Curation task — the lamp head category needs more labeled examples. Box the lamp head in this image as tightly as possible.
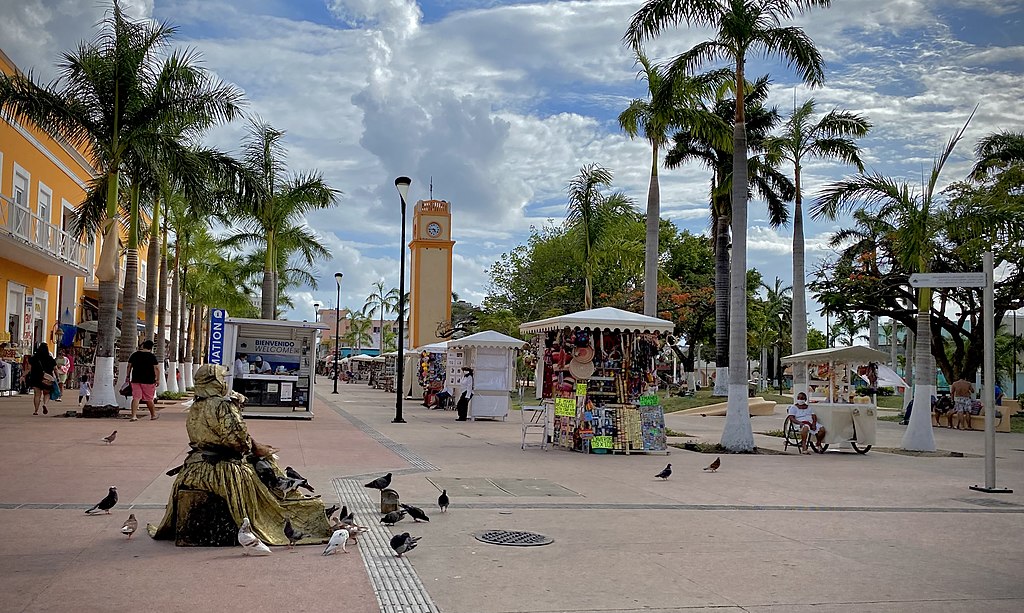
[335,272,343,285]
[395,176,412,201]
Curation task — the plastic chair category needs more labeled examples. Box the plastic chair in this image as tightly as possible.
[521,403,550,450]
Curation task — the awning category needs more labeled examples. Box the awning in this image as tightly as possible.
[448,330,527,350]
[416,341,450,353]
[782,346,889,364]
[78,320,121,334]
[520,306,674,335]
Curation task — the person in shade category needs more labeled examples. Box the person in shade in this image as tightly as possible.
[455,367,474,421]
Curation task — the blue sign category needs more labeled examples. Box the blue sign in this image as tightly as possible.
[207,309,227,365]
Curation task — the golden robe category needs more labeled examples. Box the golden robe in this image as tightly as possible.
[149,368,331,546]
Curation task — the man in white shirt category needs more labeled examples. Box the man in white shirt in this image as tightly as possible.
[254,356,272,374]
[787,392,826,454]
[233,353,249,377]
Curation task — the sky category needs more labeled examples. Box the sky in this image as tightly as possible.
[2,0,1021,330]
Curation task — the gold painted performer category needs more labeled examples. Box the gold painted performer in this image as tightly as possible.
[149,364,331,545]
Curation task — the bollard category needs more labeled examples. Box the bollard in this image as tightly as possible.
[380,488,400,513]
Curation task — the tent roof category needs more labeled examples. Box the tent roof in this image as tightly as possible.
[448,330,527,350]
[520,306,674,334]
[782,345,889,364]
[416,341,450,353]
[349,354,376,362]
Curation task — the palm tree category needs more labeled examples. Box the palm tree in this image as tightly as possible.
[364,282,400,354]
[665,77,794,397]
[618,50,728,316]
[228,118,340,319]
[970,131,1024,180]
[764,98,869,395]
[564,163,639,309]
[813,114,974,451]
[342,311,373,351]
[626,0,830,451]
[0,2,244,407]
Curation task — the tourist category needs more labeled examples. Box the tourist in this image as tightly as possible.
[126,340,160,421]
[950,376,974,430]
[455,367,474,422]
[786,392,826,454]
[21,343,57,415]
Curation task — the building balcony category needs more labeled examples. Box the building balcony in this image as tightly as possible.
[0,193,89,277]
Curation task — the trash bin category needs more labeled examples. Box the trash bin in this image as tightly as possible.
[380,488,400,513]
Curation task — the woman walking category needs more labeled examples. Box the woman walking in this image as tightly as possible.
[21,343,57,415]
[55,348,71,401]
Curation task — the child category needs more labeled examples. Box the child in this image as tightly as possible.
[78,373,91,406]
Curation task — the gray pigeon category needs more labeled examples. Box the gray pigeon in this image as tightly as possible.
[400,503,430,522]
[364,472,392,490]
[438,490,449,513]
[276,477,305,497]
[101,430,117,445]
[324,504,339,520]
[339,505,353,523]
[284,519,306,548]
[379,510,406,526]
[390,532,421,557]
[85,486,117,514]
[285,466,315,492]
[655,463,672,480]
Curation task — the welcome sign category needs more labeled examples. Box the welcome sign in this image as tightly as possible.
[237,336,301,372]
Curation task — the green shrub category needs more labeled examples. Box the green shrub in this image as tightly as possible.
[158,391,188,400]
[855,385,895,397]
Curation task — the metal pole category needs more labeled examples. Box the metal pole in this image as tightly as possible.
[971,251,1012,493]
[1013,311,1018,399]
[393,177,411,423]
[332,275,342,394]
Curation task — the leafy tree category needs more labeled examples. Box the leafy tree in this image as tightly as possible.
[764,98,869,393]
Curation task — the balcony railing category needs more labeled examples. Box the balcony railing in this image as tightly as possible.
[0,193,88,272]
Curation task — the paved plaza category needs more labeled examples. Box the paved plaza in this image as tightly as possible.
[1,382,1022,613]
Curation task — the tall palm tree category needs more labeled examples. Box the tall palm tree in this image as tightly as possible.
[813,114,974,451]
[228,118,339,319]
[626,0,830,451]
[665,77,793,396]
[342,311,373,351]
[970,131,1024,180]
[364,281,400,354]
[564,163,639,309]
[764,98,869,395]
[0,2,244,407]
[618,50,728,316]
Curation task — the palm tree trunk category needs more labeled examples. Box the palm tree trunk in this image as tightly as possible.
[167,247,181,393]
[143,196,161,342]
[903,290,936,450]
[791,172,808,397]
[261,229,275,319]
[89,172,121,409]
[155,224,169,393]
[713,213,730,396]
[191,303,204,370]
[722,115,755,452]
[643,143,660,316]
[116,184,142,409]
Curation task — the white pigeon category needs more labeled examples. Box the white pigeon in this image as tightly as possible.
[321,528,350,555]
[237,517,272,556]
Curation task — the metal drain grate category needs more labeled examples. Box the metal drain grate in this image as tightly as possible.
[473,530,553,547]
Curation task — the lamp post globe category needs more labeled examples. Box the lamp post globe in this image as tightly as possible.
[332,273,343,394]
[393,176,411,423]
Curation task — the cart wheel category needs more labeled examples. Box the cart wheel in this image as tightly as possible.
[810,440,829,454]
[851,443,871,454]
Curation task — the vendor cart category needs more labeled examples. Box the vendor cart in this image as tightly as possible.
[781,346,889,454]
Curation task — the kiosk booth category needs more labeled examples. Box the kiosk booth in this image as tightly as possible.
[520,307,674,454]
[447,331,527,421]
[211,314,327,419]
[416,341,449,407]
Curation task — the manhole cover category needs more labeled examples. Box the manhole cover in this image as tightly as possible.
[473,530,553,547]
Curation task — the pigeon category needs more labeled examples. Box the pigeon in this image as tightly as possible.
[101,430,117,445]
[340,523,369,543]
[85,486,118,514]
[238,517,272,556]
[654,464,672,480]
[276,477,306,498]
[285,466,315,492]
[120,514,137,539]
[321,528,350,555]
[390,532,421,557]
[400,503,430,523]
[438,490,449,513]
[284,519,307,548]
[338,505,353,523]
[704,457,721,472]
[379,510,406,526]
[364,472,392,490]
[324,504,339,520]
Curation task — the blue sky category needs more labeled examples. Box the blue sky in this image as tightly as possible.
[2,0,1022,329]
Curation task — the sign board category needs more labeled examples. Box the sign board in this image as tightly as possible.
[909,272,986,288]
[554,397,577,417]
[591,435,613,449]
[638,394,659,406]
[207,309,227,365]
[575,382,587,397]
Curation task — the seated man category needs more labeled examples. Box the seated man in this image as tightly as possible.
[787,392,826,454]
[932,394,953,427]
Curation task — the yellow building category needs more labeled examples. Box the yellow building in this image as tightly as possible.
[408,199,454,349]
[1,48,155,362]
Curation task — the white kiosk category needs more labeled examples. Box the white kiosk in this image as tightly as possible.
[208,310,328,419]
[447,331,527,421]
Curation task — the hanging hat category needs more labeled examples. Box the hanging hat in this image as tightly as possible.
[568,358,595,380]
[572,345,594,364]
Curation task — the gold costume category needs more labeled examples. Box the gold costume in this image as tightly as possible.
[149,365,331,546]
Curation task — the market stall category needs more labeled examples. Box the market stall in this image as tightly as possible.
[781,346,888,453]
[415,341,449,407]
[213,315,327,419]
[447,331,527,421]
[520,307,674,454]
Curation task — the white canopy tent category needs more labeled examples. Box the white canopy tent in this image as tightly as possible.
[519,306,675,335]
[447,331,528,420]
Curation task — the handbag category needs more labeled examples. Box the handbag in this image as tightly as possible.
[50,384,62,401]
[42,372,56,386]
[120,381,133,397]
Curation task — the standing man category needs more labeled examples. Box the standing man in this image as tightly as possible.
[233,353,249,393]
[126,340,160,421]
[950,376,975,430]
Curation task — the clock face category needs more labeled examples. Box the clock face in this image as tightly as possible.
[426,222,442,237]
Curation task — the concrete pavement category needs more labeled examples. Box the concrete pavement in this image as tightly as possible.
[1,381,1022,612]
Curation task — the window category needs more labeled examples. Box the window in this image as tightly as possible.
[13,164,29,207]
[37,182,52,222]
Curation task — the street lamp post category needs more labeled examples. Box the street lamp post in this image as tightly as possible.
[313,302,320,380]
[393,176,411,423]
[778,313,785,395]
[332,273,342,394]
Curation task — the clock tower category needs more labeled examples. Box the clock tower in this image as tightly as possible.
[408,199,455,349]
